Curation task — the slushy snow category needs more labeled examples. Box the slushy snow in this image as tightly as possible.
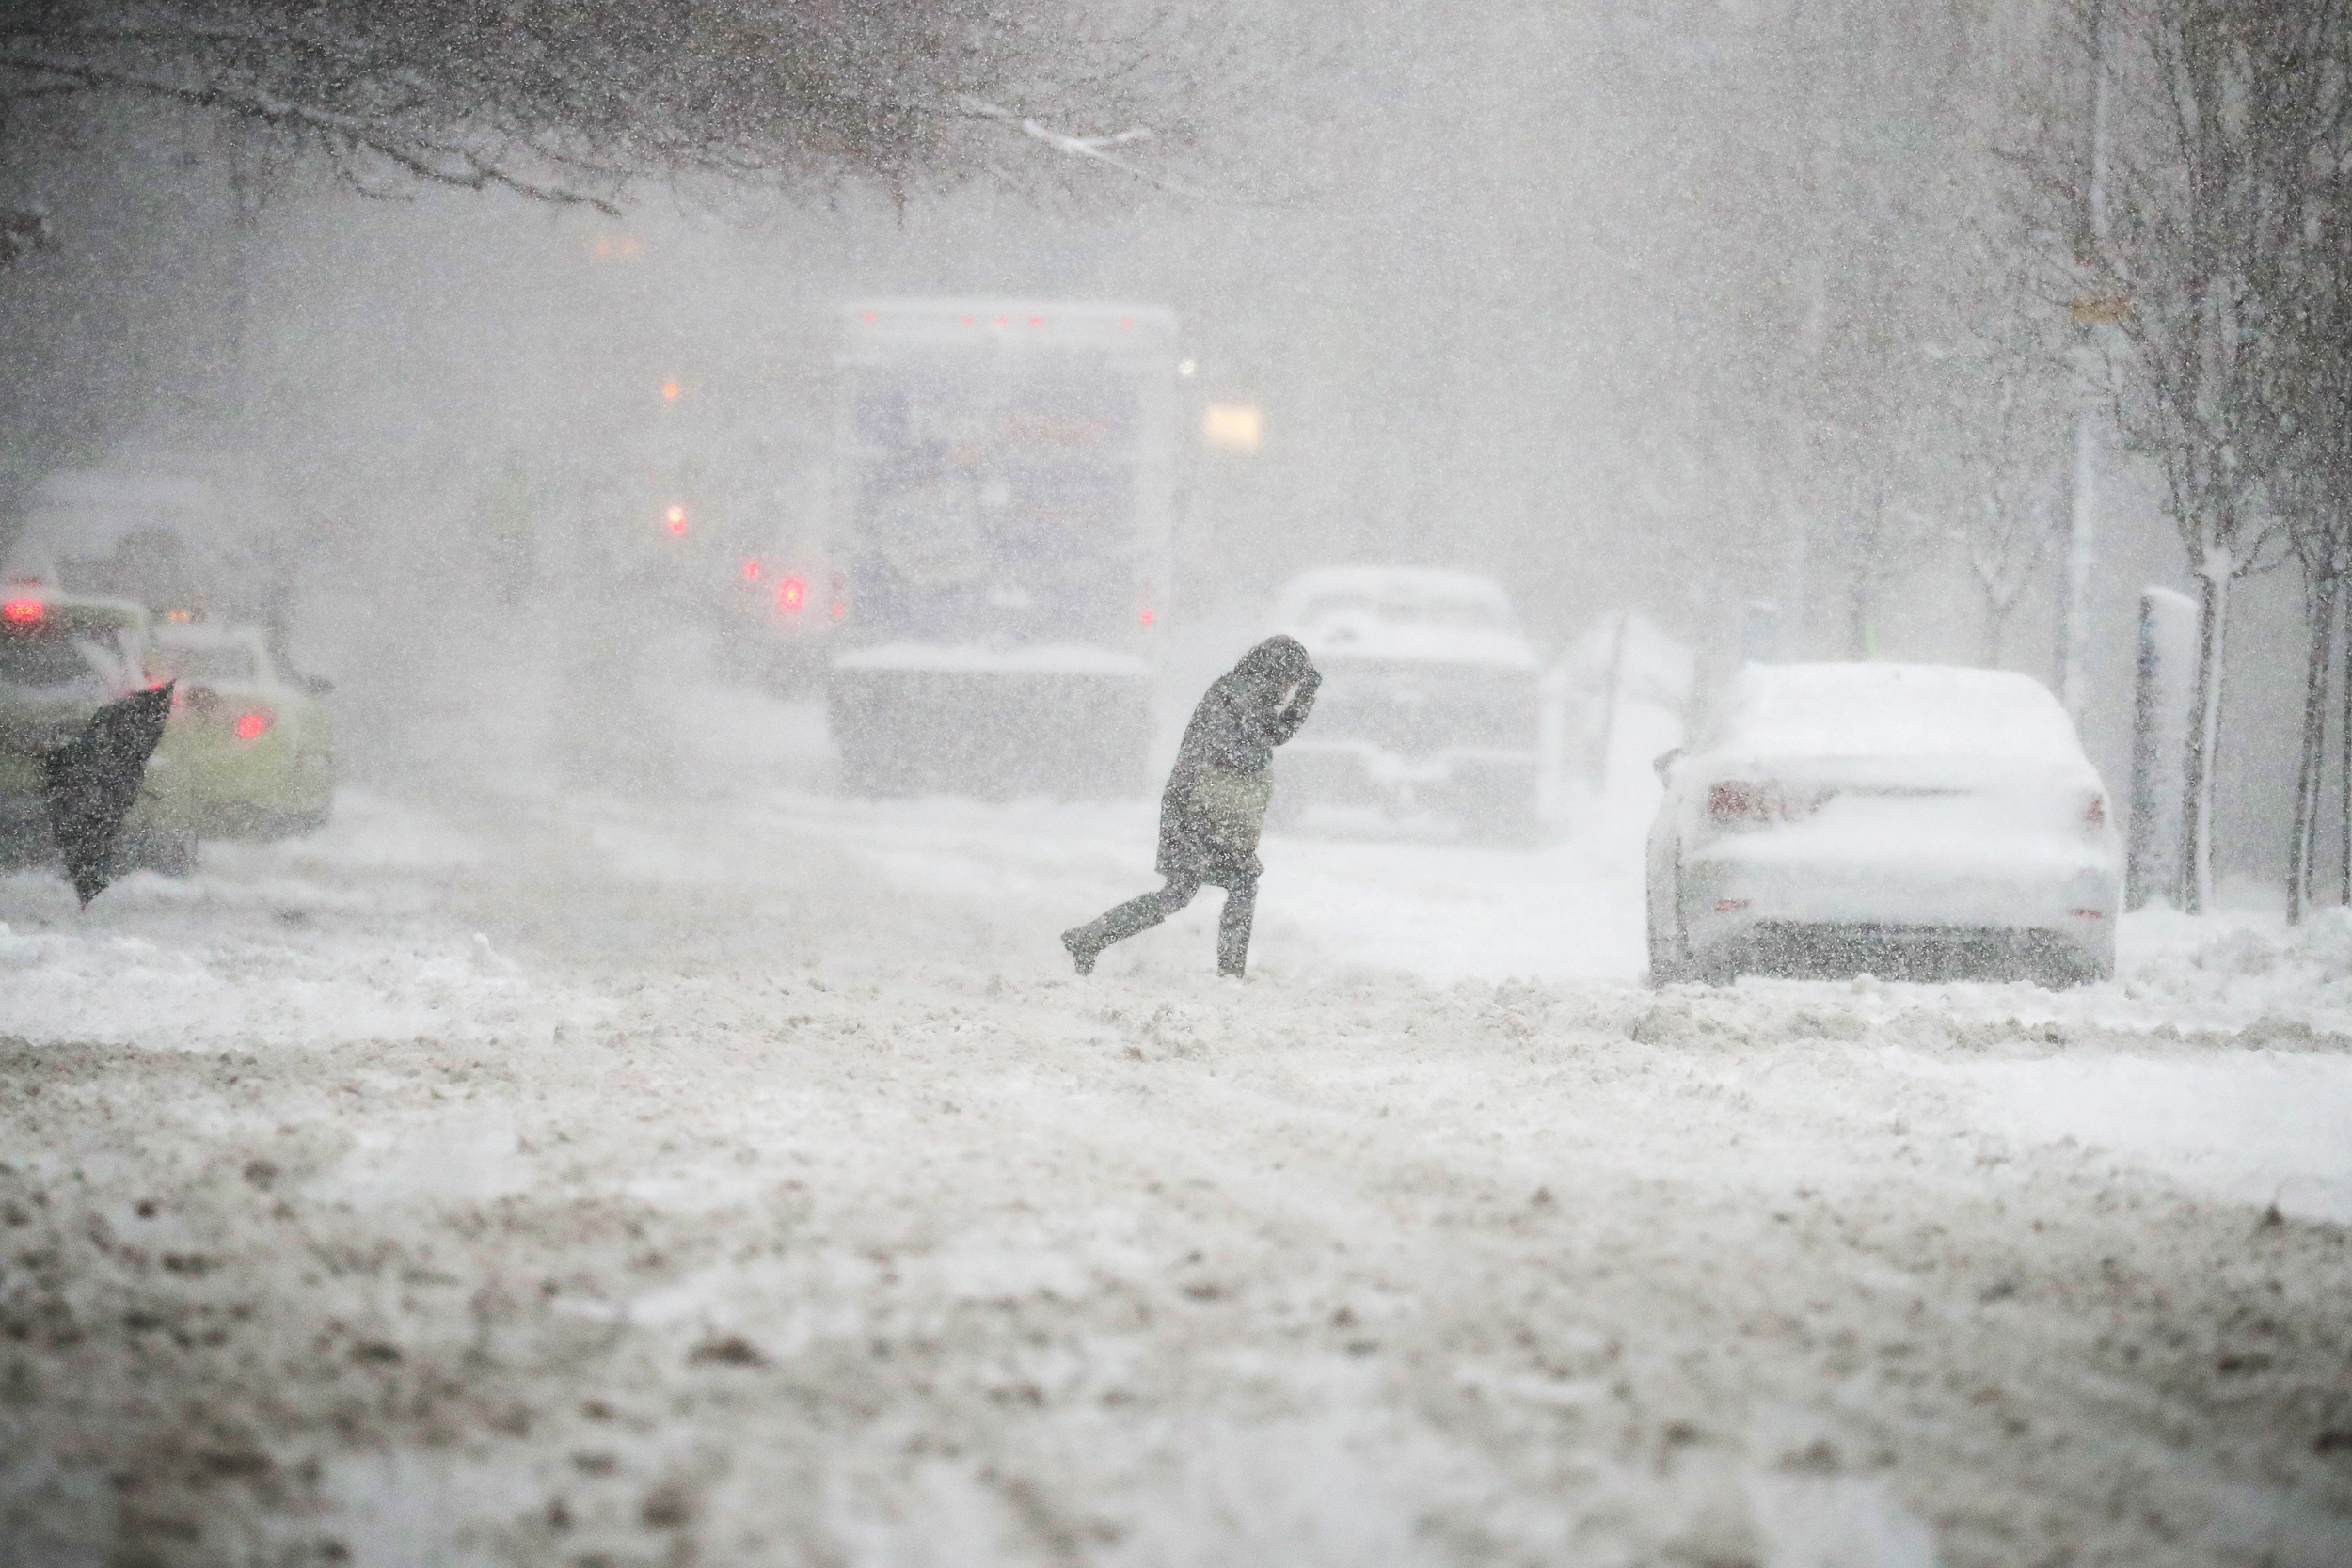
[2,677,2348,1567]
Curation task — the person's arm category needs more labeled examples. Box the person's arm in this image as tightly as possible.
[1179,681,1256,775]
[1265,667,1321,745]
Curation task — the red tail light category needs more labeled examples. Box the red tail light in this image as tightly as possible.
[664,504,688,535]
[2,598,41,625]
[777,577,806,612]
[234,711,271,740]
[831,599,846,619]
[741,559,762,582]
[1707,780,1832,827]
[1708,781,1769,823]
[1140,607,1156,626]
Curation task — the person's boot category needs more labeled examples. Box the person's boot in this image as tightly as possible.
[1061,927,1100,975]
[1216,882,1256,978]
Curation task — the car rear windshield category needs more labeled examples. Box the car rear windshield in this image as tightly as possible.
[0,631,108,689]
[1733,670,2078,760]
[159,645,259,681]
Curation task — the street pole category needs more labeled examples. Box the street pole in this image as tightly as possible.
[2058,0,2111,721]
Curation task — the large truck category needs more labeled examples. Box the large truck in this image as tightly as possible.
[825,299,1182,798]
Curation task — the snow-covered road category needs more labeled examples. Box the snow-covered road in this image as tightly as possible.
[4,686,2350,1567]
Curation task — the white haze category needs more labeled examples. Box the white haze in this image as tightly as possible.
[5,1,2312,860]
[5,4,2351,1566]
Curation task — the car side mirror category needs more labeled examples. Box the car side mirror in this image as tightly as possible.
[1652,747,1684,783]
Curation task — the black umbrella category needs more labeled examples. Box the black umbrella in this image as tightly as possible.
[42,682,175,907]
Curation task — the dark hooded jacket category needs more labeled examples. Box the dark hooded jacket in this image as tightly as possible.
[1157,636,1320,885]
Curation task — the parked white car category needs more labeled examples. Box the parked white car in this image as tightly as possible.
[1646,663,2121,987]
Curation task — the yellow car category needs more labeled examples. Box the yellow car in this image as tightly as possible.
[150,621,335,838]
[0,591,198,874]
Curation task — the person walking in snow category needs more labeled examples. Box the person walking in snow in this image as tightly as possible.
[1062,636,1321,978]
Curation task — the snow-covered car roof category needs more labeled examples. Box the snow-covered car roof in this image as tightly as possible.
[149,620,279,689]
[1275,567,1537,670]
[1713,662,2088,765]
[151,620,267,652]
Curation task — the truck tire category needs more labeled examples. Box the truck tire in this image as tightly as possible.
[1646,915,1688,987]
[2037,944,2114,990]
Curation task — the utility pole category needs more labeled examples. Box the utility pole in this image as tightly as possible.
[2058,0,2112,721]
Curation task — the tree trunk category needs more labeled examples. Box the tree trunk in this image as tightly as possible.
[2289,564,2338,924]
[1847,485,1882,660]
[2176,563,2230,914]
[2342,541,2352,907]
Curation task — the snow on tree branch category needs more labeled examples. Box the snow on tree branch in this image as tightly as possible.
[0,1,1236,210]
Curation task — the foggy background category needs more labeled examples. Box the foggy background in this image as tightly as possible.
[0,0,2307,884]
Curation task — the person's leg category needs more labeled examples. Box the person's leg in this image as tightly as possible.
[1216,877,1257,977]
[1062,878,1200,973]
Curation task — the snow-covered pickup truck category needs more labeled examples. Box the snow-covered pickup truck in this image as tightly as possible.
[1270,567,1544,844]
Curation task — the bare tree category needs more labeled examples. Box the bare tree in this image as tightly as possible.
[2277,92,2352,921]
[2074,0,2351,911]
[1914,240,2074,668]
[0,0,1239,213]
[1947,394,2066,667]
[2284,516,2344,924]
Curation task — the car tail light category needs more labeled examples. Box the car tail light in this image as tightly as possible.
[777,577,806,612]
[1707,780,1832,827]
[1708,781,1772,823]
[1140,607,1156,626]
[234,710,271,740]
[664,504,688,535]
[741,559,762,582]
[2,598,41,625]
[831,599,847,619]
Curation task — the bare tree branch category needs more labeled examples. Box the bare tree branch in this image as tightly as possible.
[0,1,1246,212]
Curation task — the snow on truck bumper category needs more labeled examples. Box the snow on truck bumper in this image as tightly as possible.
[1680,838,2118,960]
